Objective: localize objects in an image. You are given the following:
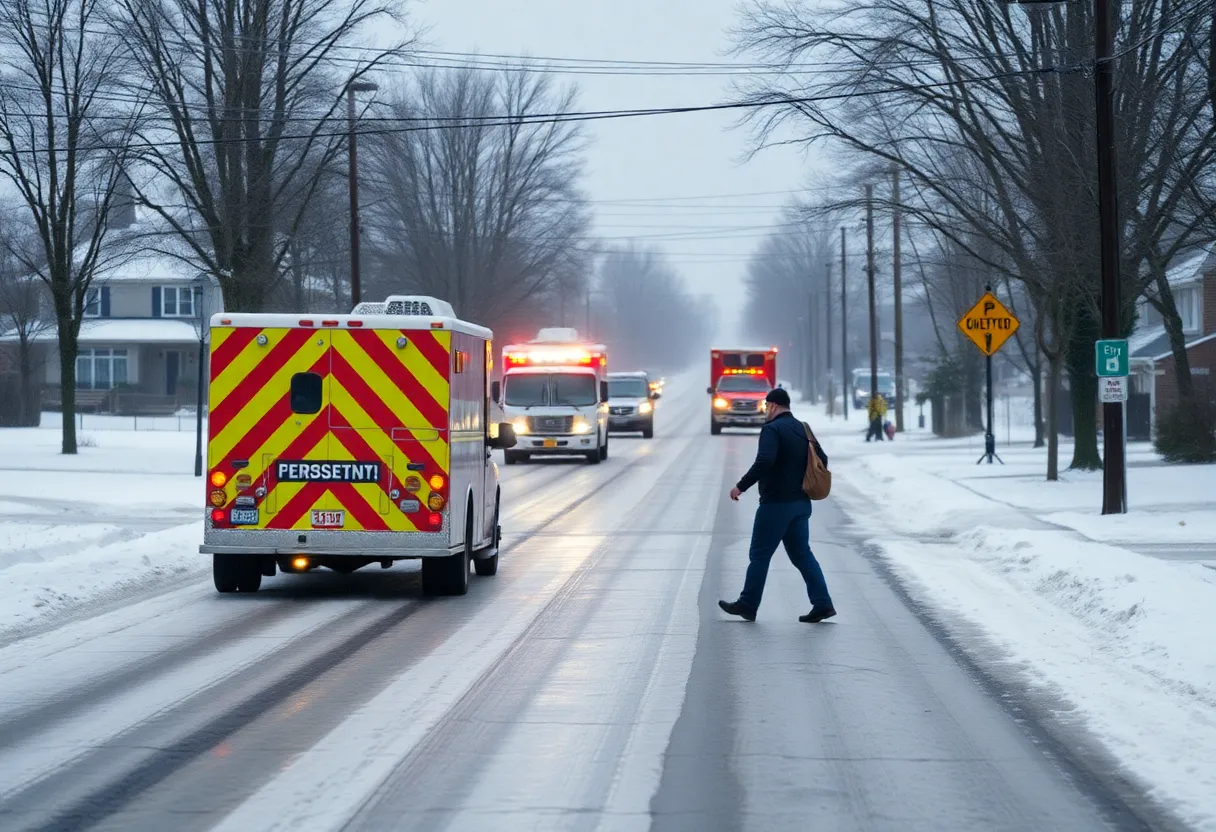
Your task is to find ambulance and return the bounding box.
[708,346,778,434]
[494,328,610,464]
[199,295,517,597]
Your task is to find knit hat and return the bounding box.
[765,387,791,407]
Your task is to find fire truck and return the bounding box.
[493,328,610,464]
[199,295,517,597]
[707,346,778,435]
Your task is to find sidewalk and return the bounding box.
[815,409,1216,831]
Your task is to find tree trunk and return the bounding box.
[1046,352,1061,481]
[56,322,79,455]
[1067,306,1102,470]
[1032,351,1044,448]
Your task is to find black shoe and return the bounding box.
[799,607,837,623]
[718,599,756,621]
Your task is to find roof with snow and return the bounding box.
[1164,246,1214,288]
[0,318,201,345]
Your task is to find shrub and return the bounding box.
[1154,395,1216,463]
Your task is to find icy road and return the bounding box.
[0,384,1175,832]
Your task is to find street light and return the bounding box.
[346,78,379,311]
[190,275,211,478]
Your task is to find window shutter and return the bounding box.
[152,287,161,318]
[101,286,111,317]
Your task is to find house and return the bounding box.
[0,206,224,416]
[1129,246,1216,437]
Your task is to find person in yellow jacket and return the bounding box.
[866,393,888,442]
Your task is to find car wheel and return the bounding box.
[213,554,239,593]
[235,561,262,592]
[600,436,609,461]
[642,421,654,439]
[474,500,499,577]
[710,419,722,436]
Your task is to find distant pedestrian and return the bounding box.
[866,394,888,442]
[719,388,836,624]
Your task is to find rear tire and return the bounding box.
[235,563,262,593]
[213,554,239,593]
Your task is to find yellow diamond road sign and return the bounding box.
[958,292,1020,356]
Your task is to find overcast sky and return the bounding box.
[412,0,823,339]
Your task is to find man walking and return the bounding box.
[719,388,836,623]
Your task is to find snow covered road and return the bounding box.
[0,383,1186,831]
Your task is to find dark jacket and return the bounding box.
[736,411,828,504]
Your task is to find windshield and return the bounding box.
[552,374,597,406]
[717,376,771,393]
[504,374,549,407]
[854,374,893,389]
[609,379,649,398]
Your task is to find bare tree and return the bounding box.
[114,0,408,311]
[0,0,139,452]
[596,243,717,372]
[733,0,1216,473]
[0,218,53,426]
[363,66,592,325]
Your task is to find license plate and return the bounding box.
[311,510,345,528]
[230,509,259,525]
[543,438,558,448]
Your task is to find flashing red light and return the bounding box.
[219,318,232,325]
[210,509,225,523]
[299,319,314,327]
[723,368,765,375]
[427,512,443,528]
[321,319,339,327]
[347,320,363,327]
[430,321,444,329]
[505,348,601,368]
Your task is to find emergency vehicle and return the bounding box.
[494,328,610,464]
[199,295,517,597]
[707,346,778,434]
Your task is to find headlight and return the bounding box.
[512,418,530,435]
[713,397,729,410]
[572,418,592,434]
[639,401,653,414]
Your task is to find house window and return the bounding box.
[83,288,101,318]
[1177,287,1202,334]
[76,348,129,390]
[161,286,196,317]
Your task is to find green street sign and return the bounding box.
[1095,339,1129,378]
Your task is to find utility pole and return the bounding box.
[1095,0,1125,514]
[866,185,878,411]
[825,259,834,417]
[345,79,378,310]
[807,291,816,399]
[892,167,905,432]
[840,227,848,421]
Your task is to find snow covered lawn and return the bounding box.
[817,415,1216,830]
[0,424,204,640]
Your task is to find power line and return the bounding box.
[0,63,1086,156]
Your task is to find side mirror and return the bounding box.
[600,381,609,402]
[706,386,714,395]
[490,381,501,404]
[490,422,517,449]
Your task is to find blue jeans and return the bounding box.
[737,500,833,613]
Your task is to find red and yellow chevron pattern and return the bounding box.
[206,325,451,532]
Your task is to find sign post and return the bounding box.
[1095,338,1129,513]
[958,287,1020,464]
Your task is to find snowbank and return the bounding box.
[833,448,1216,830]
[0,522,204,640]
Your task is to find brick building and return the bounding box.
[1129,247,1216,435]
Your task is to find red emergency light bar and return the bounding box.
[722,368,767,375]
[505,348,605,368]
